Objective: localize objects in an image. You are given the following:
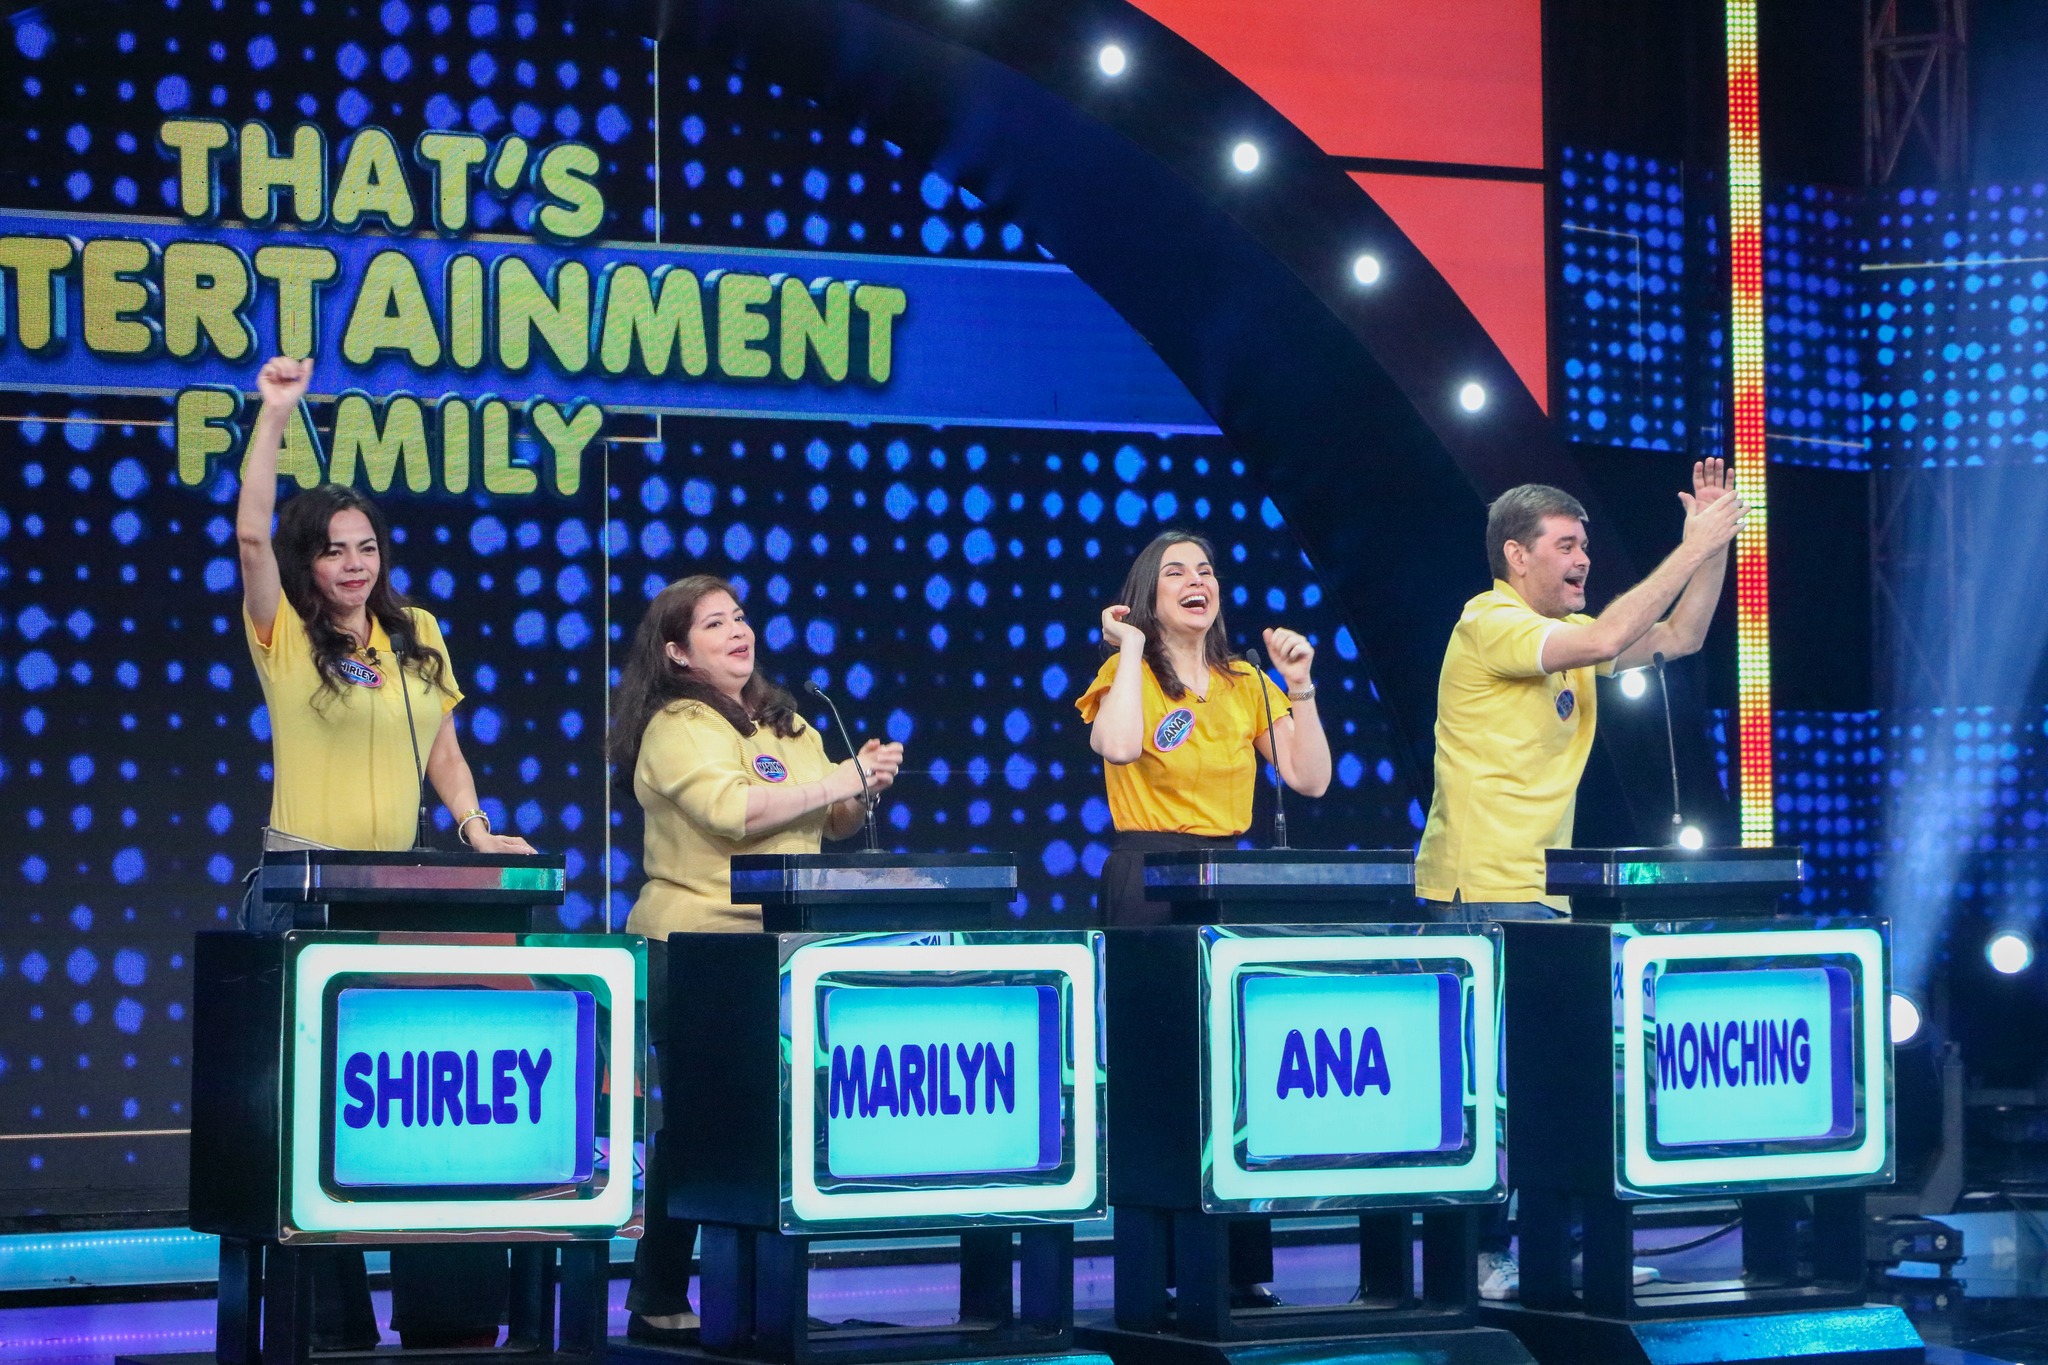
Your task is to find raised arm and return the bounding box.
[237,357,311,645]
[1252,626,1331,797]
[1088,605,1149,764]
[1614,460,1735,670]
[1538,481,1744,674]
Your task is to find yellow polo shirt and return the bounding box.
[627,700,833,937]
[1074,656,1290,837]
[1415,581,1610,910]
[246,598,461,851]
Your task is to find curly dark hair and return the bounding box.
[272,484,448,707]
[1106,529,1242,702]
[609,574,804,782]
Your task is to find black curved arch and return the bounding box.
[630,0,1608,792]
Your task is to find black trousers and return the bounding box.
[1101,832,1275,1287]
[627,937,699,1316]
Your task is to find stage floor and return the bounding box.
[0,1229,2042,1365]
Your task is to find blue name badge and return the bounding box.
[330,988,596,1189]
[822,985,1060,1178]
[1651,967,1854,1147]
[1239,974,1463,1159]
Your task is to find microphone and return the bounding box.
[805,680,879,854]
[387,626,432,852]
[1243,647,1289,850]
[1652,652,1684,843]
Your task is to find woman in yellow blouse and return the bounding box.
[611,574,902,1338]
[1076,530,1332,925]
[236,357,534,1350]
[1075,529,1331,1309]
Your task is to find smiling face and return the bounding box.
[1151,540,1220,642]
[1505,514,1592,618]
[310,508,381,620]
[667,589,756,698]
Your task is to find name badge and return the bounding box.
[1154,708,1196,752]
[337,658,383,688]
[1555,688,1575,721]
[753,753,790,783]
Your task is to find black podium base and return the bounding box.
[1478,1302,1925,1365]
[1075,1322,1534,1365]
[606,1342,1108,1365]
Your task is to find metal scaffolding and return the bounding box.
[1865,0,1969,184]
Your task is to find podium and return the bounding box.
[1080,849,1534,1365]
[253,848,569,932]
[1481,846,1924,1365]
[147,850,640,1365]
[618,854,1107,1365]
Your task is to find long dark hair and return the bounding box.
[1107,529,1241,701]
[609,574,804,780]
[273,484,448,705]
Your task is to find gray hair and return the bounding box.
[1486,484,1588,579]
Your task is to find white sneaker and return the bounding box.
[1477,1250,1520,1301]
[1634,1262,1660,1286]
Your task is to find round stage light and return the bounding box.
[1888,993,1923,1045]
[1619,669,1648,700]
[1230,141,1261,174]
[1988,929,2035,975]
[1676,825,1705,850]
[1351,253,1383,286]
[1457,381,1487,413]
[1096,44,1128,76]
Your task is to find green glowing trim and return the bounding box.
[1617,927,1889,1192]
[784,939,1103,1226]
[289,941,639,1234]
[1204,933,1500,1205]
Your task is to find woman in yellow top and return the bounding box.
[1076,529,1332,926]
[1075,529,1332,1310]
[610,573,902,1339]
[235,358,535,1350]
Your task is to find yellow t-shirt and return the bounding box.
[1415,580,1611,910]
[1074,656,1291,837]
[246,597,462,851]
[627,700,834,938]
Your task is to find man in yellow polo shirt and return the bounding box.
[1416,464,1743,1300]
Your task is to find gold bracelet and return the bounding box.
[458,810,490,845]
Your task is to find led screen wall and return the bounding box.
[0,2,1417,1219]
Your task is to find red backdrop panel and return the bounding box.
[1351,173,1550,411]
[1125,0,1543,168]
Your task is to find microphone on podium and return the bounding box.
[1243,647,1290,850]
[1652,651,1686,844]
[806,680,880,854]
[382,627,432,852]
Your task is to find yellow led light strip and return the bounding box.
[1727,0,1773,845]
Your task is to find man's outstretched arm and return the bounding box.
[1613,459,1736,670]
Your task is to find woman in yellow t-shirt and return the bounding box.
[1076,529,1333,1309]
[1075,529,1332,926]
[235,358,535,1351]
[610,574,903,1339]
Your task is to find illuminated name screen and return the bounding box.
[1618,926,1891,1196]
[1239,974,1462,1159]
[783,934,1103,1231]
[287,938,639,1238]
[822,985,1061,1179]
[1650,968,1853,1148]
[1203,927,1501,1211]
[331,988,596,1189]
